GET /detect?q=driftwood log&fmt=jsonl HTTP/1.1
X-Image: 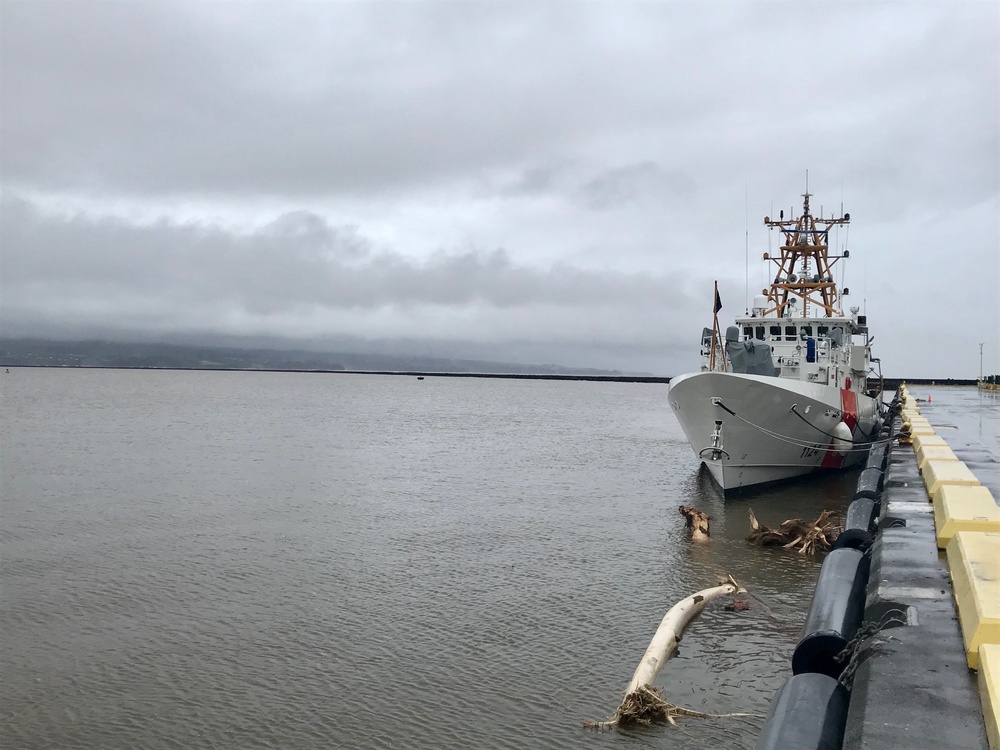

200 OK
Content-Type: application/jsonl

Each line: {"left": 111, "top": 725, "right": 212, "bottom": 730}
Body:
{"left": 745, "top": 508, "right": 841, "bottom": 555}
{"left": 679, "top": 505, "right": 711, "bottom": 541}
{"left": 586, "top": 575, "right": 751, "bottom": 729}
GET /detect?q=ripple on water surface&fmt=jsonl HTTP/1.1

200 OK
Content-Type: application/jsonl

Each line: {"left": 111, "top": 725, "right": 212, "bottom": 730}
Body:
{"left": 1, "top": 370, "right": 853, "bottom": 749}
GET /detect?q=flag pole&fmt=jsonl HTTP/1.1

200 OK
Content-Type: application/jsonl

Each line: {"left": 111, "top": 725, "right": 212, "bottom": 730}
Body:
{"left": 710, "top": 281, "right": 718, "bottom": 371}
{"left": 709, "top": 281, "right": 725, "bottom": 372}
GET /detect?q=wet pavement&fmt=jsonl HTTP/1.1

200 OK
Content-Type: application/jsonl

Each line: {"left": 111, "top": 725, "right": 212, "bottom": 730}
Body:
{"left": 843, "top": 385, "right": 996, "bottom": 750}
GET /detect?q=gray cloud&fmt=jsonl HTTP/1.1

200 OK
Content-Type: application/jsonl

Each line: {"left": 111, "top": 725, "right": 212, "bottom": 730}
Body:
{"left": 580, "top": 162, "right": 696, "bottom": 211}
{"left": 1, "top": 0, "right": 997, "bottom": 376}
{"left": 1, "top": 196, "right": 705, "bottom": 356}
{"left": 5, "top": 2, "right": 994, "bottom": 204}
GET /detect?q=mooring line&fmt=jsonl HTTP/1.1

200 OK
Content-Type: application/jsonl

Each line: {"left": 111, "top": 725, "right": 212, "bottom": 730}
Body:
{"left": 713, "top": 399, "right": 890, "bottom": 455}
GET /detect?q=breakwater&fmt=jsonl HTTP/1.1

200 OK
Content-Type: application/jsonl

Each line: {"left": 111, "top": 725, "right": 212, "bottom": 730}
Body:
{"left": 4, "top": 364, "right": 984, "bottom": 389}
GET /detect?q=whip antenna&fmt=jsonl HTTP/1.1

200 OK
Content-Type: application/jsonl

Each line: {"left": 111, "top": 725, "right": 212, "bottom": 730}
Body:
{"left": 745, "top": 179, "right": 749, "bottom": 314}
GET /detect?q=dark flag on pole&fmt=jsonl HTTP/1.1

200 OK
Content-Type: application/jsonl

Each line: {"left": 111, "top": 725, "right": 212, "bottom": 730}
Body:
{"left": 709, "top": 281, "right": 724, "bottom": 371}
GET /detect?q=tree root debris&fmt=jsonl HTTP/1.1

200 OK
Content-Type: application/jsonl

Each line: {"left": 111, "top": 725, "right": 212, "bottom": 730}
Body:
{"left": 745, "top": 508, "right": 841, "bottom": 554}
{"left": 584, "top": 685, "right": 752, "bottom": 729}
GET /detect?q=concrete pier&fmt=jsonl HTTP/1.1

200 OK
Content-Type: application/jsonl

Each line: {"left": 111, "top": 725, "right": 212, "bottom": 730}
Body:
{"left": 844, "top": 386, "right": 999, "bottom": 750}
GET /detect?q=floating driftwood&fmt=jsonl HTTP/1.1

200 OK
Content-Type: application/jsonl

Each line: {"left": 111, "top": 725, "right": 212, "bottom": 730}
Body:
{"left": 678, "top": 505, "right": 711, "bottom": 541}
{"left": 586, "top": 575, "right": 752, "bottom": 729}
{"left": 587, "top": 684, "right": 732, "bottom": 728}
{"left": 745, "top": 508, "right": 841, "bottom": 555}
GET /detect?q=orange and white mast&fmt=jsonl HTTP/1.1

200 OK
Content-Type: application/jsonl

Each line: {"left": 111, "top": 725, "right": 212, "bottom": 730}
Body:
{"left": 760, "top": 193, "right": 850, "bottom": 319}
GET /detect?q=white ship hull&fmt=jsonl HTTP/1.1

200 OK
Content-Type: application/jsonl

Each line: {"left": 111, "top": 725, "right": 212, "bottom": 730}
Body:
{"left": 668, "top": 371, "right": 881, "bottom": 491}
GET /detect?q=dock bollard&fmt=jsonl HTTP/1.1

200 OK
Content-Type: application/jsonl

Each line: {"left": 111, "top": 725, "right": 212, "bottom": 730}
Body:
{"left": 792, "top": 547, "right": 870, "bottom": 678}
{"left": 832, "top": 497, "right": 878, "bottom": 551}
{"left": 754, "top": 673, "right": 849, "bottom": 750}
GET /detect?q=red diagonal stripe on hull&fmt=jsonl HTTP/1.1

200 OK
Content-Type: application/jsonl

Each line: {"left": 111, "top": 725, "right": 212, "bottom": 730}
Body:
{"left": 841, "top": 389, "right": 858, "bottom": 431}
{"left": 821, "top": 389, "right": 859, "bottom": 469}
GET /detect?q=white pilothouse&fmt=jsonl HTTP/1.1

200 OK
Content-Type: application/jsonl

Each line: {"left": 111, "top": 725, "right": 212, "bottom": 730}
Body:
{"left": 669, "top": 192, "right": 884, "bottom": 492}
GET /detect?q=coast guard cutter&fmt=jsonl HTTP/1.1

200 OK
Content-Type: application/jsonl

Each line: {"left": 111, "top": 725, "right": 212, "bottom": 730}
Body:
{"left": 669, "top": 192, "right": 885, "bottom": 491}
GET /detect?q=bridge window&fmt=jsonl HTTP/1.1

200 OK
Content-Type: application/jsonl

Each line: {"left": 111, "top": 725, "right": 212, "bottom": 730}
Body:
{"left": 770, "top": 325, "right": 781, "bottom": 337}
{"left": 743, "top": 326, "right": 752, "bottom": 338}
{"left": 755, "top": 326, "right": 765, "bottom": 340}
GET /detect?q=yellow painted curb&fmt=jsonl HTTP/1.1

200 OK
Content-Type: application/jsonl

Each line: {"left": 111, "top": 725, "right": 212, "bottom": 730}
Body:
{"left": 918, "top": 444, "right": 959, "bottom": 469}
{"left": 934, "top": 485, "right": 1000, "bottom": 549}
{"left": 924, "top": 459, "right": 981, "bottom": 496}
{"left": 980, "top": 644, "right": 1000, "bottom": 750}
{"left": 913, "top": 433, "right": 949, "bottom": 452}
{"left": 946, "top": 531, "right": 1000, "bottom": 669}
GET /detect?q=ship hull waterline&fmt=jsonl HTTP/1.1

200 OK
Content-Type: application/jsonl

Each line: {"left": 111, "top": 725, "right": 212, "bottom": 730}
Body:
{"left": 668, "top": 371, "right": 881, "bottom": 492}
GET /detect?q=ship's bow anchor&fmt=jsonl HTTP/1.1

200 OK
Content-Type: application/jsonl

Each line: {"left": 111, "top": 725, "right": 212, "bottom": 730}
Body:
{"left": 698, "top": 420, "right": 730, "bottom": 461}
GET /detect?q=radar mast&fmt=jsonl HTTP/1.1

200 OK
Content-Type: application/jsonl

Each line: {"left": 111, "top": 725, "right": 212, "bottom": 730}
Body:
{"left": 761, "top": 193, "right": 850, "bottom": 318}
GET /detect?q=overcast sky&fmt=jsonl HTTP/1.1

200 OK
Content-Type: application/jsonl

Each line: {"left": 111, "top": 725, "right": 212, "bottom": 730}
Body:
{"left": 2, "top": 1, "right": 997, "bottom": 376}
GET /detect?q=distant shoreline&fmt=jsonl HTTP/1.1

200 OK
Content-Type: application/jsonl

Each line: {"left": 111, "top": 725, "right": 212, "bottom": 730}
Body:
{"left": 2, "top": 365, "right": 980, "bottom": 388}
{"left": 0, "top": 338, "right": 637, "bottom": 379}
{"left": 3, "top": 364, "right": 668, "bottom": 384}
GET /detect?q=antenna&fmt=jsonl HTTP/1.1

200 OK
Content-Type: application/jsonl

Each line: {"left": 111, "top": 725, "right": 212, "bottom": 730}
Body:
{"left": 863, "top": 244, "right": 867, "bottom": 316}
{"left": 745, "top": 179, "right": 749, "bottom": 314}
{"left": 767, "top": 199, "right": 772, "bottom": 293}
{"left": 841, "top": 221, "right": 850, "bottom": 306}
{"left": 839, "top": 185, "right": 845, "bottom": 305}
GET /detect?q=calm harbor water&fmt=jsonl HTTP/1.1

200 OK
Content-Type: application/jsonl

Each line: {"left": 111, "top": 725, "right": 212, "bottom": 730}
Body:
{"left": 3, "top": 368, "right": 886, "bottom": 749}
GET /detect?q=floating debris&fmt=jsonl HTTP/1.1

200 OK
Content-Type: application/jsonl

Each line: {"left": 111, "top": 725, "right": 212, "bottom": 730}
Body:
{"left": 586, "top": 575, "right": 753, "bottom": 729}
{"left": 725, "top": 597, "right": 751, "bottom": 612}
{"left": 679, "top": 505, "right": 711, "bottom": 541}
{"left": 585, "top": 684, "right": 735, "bottom": 728}
{"left": 746, "top": 508, "right": 841, "bottom": 555}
